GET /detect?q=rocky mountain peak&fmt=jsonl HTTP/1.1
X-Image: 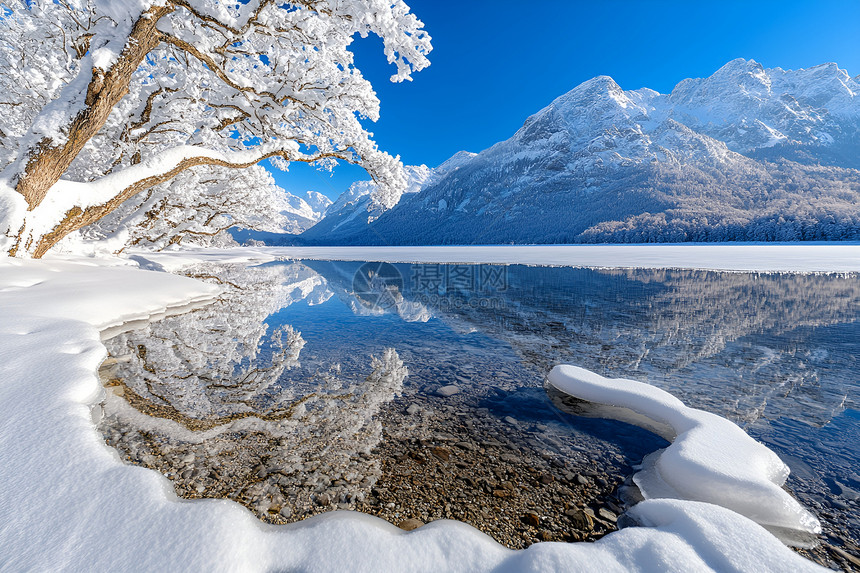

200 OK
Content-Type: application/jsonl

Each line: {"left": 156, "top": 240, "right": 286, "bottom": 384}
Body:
{"left": 299, "top": 59, "right": 860, "bottom": 247}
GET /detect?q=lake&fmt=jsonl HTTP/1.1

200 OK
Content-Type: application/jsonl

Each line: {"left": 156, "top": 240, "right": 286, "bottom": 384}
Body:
{"left": 96, "top": 259, "right": 860, "bottom": 561}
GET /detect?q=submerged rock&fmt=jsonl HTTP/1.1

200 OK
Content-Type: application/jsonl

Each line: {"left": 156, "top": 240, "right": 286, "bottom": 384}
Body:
{"left": 435, "top": 385, "right": 460, "bottom": 397}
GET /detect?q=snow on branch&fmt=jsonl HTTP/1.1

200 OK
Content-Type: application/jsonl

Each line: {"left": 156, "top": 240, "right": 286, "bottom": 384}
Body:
{"left": 0, "top": 0, "right": 431, "bottom": 257}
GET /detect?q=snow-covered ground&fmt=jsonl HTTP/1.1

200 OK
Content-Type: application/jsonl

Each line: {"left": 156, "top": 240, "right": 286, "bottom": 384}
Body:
{"left": 136, "top": 243, "right": 860, "bottom": 273}
{"left": 0, "top": 252, "right": 831, "bottom": 571}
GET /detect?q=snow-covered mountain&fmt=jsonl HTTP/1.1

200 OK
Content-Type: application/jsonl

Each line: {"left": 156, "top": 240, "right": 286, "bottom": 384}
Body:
{"left": 303, "top": 191, "right": 334, "bottom": 219}
{"left": 279, "top": 190, "right": 333, "bottom": 234}
{"left": 281, "top": 191, "right": 331, "bottom": 234}
{"left": 229, "top": 188, "right": 333, "bottom": 246}
{"left": 302, "top": 59, "right": 860, "bottom": 245}
{"left": 299, "top": 164, "right": 434, "bottom": 242}
{"left": 299, "top": 155, "right": 477, "bottom": 242}
{"left": 667, "top": 59, "right": 860, "bottom": 164}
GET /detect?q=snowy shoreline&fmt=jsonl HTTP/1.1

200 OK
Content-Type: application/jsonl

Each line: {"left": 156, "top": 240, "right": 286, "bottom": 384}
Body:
{"left": 0, "top": 254, "right": 827, "bottom": 571}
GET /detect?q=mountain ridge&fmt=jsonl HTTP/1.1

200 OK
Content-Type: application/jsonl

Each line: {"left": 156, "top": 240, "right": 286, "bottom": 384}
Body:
{"left": 299, "top": 59, "right": 860, "bottom": 245}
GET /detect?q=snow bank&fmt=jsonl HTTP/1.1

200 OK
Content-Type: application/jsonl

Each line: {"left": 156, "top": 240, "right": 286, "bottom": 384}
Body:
{"left": 1, "top": 257, "right": 221, "bottom": 330}
{"left": 125, "top": 247, "right": 280, "bottom": 273}
{"left": 547, "top": 365, "right": 821, "bottom": 541}
{"left": 0, "top": 256, "right": 825, "bottom": 571}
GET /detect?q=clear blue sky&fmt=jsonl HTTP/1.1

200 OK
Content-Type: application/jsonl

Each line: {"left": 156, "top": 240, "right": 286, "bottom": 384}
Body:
{"left": 268, "top": 0, "right": 860, "bottom": 200}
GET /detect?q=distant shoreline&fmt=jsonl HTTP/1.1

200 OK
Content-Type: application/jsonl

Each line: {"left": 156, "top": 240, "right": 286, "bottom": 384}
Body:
{"left": 137, "top": 243, "right": 860, "bottom": 274}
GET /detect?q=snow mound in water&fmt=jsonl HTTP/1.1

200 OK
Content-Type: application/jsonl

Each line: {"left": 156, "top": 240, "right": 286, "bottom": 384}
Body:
{"left": 547, "top": 365, "right": 821, "bottom": 541}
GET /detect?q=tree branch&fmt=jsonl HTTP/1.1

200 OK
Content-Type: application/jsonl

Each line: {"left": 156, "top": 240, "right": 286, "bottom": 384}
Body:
{"left": 159, "top": 31, "right": 300, "bottom": 108}
{"left": 11, "top": 3, "right": 175, "bottom": 211}
{"left": 32, "top": 145, "right": 350, "bottom": 257}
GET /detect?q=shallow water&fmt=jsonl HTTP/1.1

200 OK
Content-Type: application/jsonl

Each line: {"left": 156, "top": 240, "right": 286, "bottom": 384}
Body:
{"left": 98, "top": 259, "right": 860, "bottom": 558}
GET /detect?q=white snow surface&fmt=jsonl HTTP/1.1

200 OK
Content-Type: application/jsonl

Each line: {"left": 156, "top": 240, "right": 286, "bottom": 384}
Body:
{"left": 547, "top": 366, "right": 821, "bottom": 536}
{"left": 147, "top": 243, "right": 860, "bottom": 272}
{"left": 0, "top": 254, "right": 827, "bottom": 571}
{"left": 303, "top": 190, "right": 334, "bottom": 218}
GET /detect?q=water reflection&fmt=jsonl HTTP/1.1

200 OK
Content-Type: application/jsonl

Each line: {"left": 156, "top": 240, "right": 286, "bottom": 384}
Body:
{"left": 305, "top": 261, "right": 858, "bottom": 427}
{"left": 99, "top": 259, "right": 860, "bottom": 549}
{"left": 297, "top": 260, "right": 860, "bottom": 550}
{"left": 99, "top": 262, "right": 406, "bottom": 520}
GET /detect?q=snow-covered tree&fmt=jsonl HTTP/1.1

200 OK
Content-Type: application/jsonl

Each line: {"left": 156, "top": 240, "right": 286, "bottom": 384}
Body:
{"left": 0, "top": 0, "right": 431, "bottom": 257}
{"left": 71, "top": 164, "right": 297, "bottom": 253}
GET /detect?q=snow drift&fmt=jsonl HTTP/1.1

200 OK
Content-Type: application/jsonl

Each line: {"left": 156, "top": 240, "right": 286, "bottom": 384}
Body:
{"left": 547, "top": 365, "right": 821, "bottom": 543}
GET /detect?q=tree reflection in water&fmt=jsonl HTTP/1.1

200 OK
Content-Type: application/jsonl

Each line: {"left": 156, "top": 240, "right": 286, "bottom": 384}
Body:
{"left": 99, "top": 262, "right": 406, "bottom": 522}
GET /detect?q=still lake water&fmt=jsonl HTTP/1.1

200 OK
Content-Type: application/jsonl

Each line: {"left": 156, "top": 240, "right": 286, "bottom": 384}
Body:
{"left": 98, "top": 259, "right": 860, "bottom": 552}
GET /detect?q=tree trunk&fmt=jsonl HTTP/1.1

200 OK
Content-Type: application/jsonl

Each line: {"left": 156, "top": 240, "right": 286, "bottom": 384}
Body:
{"left": 13, "top": 4, "right": 174, "bottom": 212}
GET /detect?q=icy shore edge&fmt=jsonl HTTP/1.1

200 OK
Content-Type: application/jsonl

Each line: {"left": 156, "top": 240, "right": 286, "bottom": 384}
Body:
{"left": 0, "top": 255, "right": 825, "bottom": 571}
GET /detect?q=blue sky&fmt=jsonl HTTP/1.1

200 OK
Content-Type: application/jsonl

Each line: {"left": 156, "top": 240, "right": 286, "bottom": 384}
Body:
{"left": 269, "top": 0, "right": 860, "bottom": 201}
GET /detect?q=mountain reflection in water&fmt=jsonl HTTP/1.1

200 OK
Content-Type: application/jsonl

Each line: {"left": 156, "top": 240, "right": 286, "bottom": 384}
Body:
{"left": 98, "top": 260, "right": 859, "bottom": 549}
